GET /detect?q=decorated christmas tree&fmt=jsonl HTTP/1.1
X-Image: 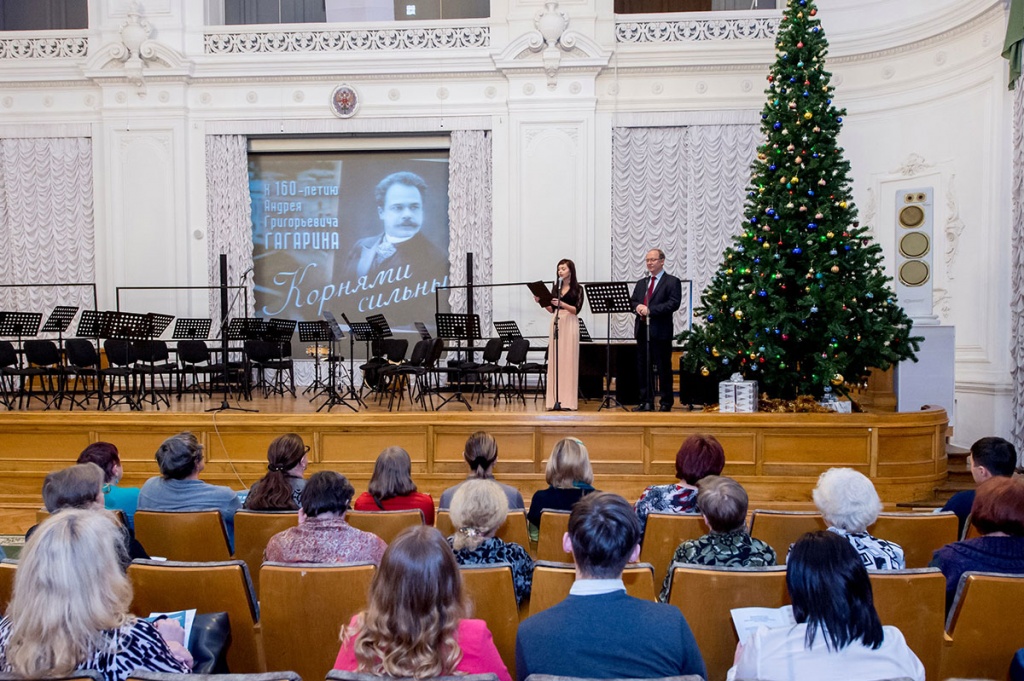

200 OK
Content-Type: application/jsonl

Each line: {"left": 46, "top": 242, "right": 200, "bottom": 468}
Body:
{"left": 680, "top": 0, "right": 919, "bottom": 401}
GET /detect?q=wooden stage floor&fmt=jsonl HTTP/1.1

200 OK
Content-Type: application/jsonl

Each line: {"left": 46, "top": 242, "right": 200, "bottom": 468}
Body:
{"left": 0, "top": 390, "right": 950, "bottom": 534}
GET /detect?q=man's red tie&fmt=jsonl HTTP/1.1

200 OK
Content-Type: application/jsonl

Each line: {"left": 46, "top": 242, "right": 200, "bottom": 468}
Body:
{"left": 644, "top": 275, "right": 656, "bottom": 306}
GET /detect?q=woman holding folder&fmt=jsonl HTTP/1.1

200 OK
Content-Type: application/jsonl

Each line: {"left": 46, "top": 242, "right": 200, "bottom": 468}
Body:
{"left": 534, "top": 259, "right": 584, "bottom": 411}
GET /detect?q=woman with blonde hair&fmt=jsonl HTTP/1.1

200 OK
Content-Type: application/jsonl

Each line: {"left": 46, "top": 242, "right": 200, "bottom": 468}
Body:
{"left": 448, "top": 479, "right": 534, "bottom": 604}
{"left": 0, "top": 510, "right": 192, "bottom": 681}
{"left": 244, "top": 433, "right": 309, "bottom": 510}
{"left": 526, "top": 438, "right": 597, "bottom": 540}
{"left": 334, "top": 525, "right": 511, "bottom": 681}
{"left": 439, "top": 431, "right": 525, "bottom": 510}
{"left": 353, "top": 446, "right": 435, "bottom": 525}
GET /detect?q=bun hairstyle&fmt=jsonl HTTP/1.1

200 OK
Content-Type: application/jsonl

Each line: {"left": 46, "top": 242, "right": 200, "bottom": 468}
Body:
{"left": 463, "top": 431, "right": 498, "bottom": 479}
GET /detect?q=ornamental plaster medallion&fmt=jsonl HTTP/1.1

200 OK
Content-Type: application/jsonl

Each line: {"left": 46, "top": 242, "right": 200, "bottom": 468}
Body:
{"left": 696, "top": 81, "right": 708, "bottom": 94}
{"left": 484, "top": 86, "right": 497, "bottom": 99}
{"left": 293, "top": 90, "right": 305, "bottom": 102}
{"left": 569, "top": 81, "right": 582, "bottom": 94}
{"left": 1, "top": 97, "right": 12, "bottom": 108}
{"left": 330, "top": 84, "right": 359, "bottom": 118}
{"left": 158, "top": 91, "right": 169, "bottom": 103}
{"left": 246, "top": 91, "right": 258, "bottom": 103}
{"left": 199, "top": 92, "right": 212, "bottom": 104}
{"left": 437, "top": 87, "right": 449, "bottom": 100}
{"left": 388, "top": 89, "right": 400, "bottom": 101}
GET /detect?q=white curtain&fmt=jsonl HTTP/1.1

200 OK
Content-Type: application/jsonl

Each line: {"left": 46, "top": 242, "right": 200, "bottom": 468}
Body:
{"left": 447, "top": 129, "right": 493, "bottom": 335}
{"left": 1010, "top": 83, "right": 1024, "bottom": 456}
{"left": 0, "top": 137, "right": 94, "bottom": 314}
{"left": 610, "top": 124, "right": 761, "bottom": 338}
{"left": 205, "top": 135, "right": 254, "bottom": 323}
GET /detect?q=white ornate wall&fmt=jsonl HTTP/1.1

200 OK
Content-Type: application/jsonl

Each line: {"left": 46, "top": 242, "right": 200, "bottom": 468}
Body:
{"left": 0, "top": 0, "right": 1013, "bottom": 446}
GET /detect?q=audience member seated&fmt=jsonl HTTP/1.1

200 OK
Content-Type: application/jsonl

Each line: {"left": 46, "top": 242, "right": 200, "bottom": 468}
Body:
{"left": 439, "top": 431, "right": 525, "bottom": 510}
{"left": 447, "top": 479, "right": 534, "bottom": 605}
{"left": 941, "top": 436, "right": 1017, "bottom": 537}
{"left": 26, "top": 463, "right": 148, "bottom": 567}
{"left": 634, "top": 433, "right": 725, "bottom": 534}
{"left": 0, "top": 510, "right": 193, "bottom": 681}
{"left": 353, "top": 446, "right": 435, "bottom": 525}
{"left": 930, "top": 476, "right": 1024, "bottom": 612}
{"left": 813, "top": 467, "right": 905, "bottom": 569}
{"left": 335, "top": 525, "right": 511, "bottom": 681}
{"left": 77, "top": 441, "right": 140, "bottom": 531}
{"left": 244, "top": 433, "right": 309, "bottom": 511}
{"left": 727, "top": 530, "right": 924, "bottom": 681}
{"left": 658, "top": 475, "right": 775, "bottom": 601}
{"left": 264, "top": 471, "right": 387, "bottom": 565}
{"left": 527, "top": 438, "right": 597, "bottom": 541}
{"left": 137, "top": 431, "right": 242, "bottom": 550}
{"left": 516, "top": 492, "right": 706, "bottom": 681}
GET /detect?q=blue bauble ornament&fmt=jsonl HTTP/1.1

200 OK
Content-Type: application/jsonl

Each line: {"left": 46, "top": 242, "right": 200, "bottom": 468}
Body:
{"left": 808, "top": 222, "right": 817, "bottom": 229}
{"left": 793, "top": 247, "right": 802, "bottom": 254}
{"left": 774, "top": 122, "right": 781, "bottom": 130}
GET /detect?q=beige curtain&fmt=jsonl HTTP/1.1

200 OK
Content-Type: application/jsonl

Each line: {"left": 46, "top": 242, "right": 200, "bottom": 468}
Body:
{"left": 205, "top": 134, "right": 254, "bottom": 322}
{"left": 447, "top": 129, "right": 493, "bottom": 334}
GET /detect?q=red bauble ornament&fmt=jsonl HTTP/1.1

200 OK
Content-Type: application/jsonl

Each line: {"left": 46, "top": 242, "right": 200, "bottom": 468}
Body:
{"left": 797, "top": 42, "right": 804, "bottom": 48}
{"left": 810, "top": 8, "right": 817, "bottom": 15}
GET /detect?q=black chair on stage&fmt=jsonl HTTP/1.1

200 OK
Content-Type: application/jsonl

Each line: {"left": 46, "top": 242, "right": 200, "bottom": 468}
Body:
{"left": 380, "top": 338, "right": 432, "bottom": 412}
{"left": 464, "top": 338, "right": 505, "bottom": 403}
{"left": 497, "top": 337, "right": 531, "bottom": 405}
{"left": 244, "top": 339, "right": 295, "bottom": 398}
{"left": 132, "top": 340, "right": 177, "bottom": 408}
{"left": 64, "top": 338, "right": 104, "bottom": 410}
{"left": 21, "top": 339, "right": 65, "bottom": 410}
{"left": 102, "top": 339, "right": 140, "bottom": 410}
{"left": 0, "top": 341, "right": 20, "bottom": 410}
{"left": 519, "top": 346, "right": 548, "bottom": 401}
{"left": 360, "top": 338, "right": 408, "bottom": 403}
{"left": 176, "top": 339, "right": 227, "bottom": 401}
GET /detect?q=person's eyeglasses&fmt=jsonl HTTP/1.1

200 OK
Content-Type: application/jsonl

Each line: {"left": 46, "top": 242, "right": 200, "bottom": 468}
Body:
{"left": 645, "top": 258, "right": 661, "bottom": 262}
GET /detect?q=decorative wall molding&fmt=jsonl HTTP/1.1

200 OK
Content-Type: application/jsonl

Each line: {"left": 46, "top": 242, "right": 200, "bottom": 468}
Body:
{"left": 893, "top": 152, "right": 935, "bottom": 177}
{"left": 203, "top": 25, "right": 489, "bottom": 54}
{"left": 944, "top": 174, "right": 965, "bottom": 279}
{"left": 494, "top": 3, "right": 609, "bottom": 87}
{"left": 0, "top": 34, "right": 88, "bottom": 60}
{"left": 615, "top": 16, "right": 779, "bottom": 43}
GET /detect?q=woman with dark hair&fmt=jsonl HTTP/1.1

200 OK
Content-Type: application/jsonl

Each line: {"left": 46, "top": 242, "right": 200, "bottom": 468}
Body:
{"left": 438, "top": 431, "right": 524, "bottom": 510}
{"left": 353, "top": 447, "right": 435, "bottom": 525}
{"left": 930, "top": 476, "right": 1024, "bottom": 612}
{"left": 334, "top": 525, "right": 511, "bottom": 681}
{"left": 534, "top": 258, "right": 584, "bottom": 411}
{"left": 634, "top": 433, "right": 725, "bottom": 534}
{"left": 728, "top": 531, "right": 924, "bottom": 680}
{"left": 244, "top": 433, "right": 309, "bottom": 511}
{"left": 77, "top": 442, "right": 140, "bottom": 529}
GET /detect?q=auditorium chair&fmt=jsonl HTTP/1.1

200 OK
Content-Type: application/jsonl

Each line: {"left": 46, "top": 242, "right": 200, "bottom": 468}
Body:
{"left": 129, "top": 672, "right": 300, "bottom": 681}
{"left": 127, "top": 559, "right": 263, "bottom": 673}
{"left": 346, "top": 508, "right": 424, "bottom": 544}
{"left": 535, "top": 510, "right": 572, "bottom": 562}
{"left": 665, "top": 564, "right": 790, "bottom": 681}
{"left": 463, "top": 338, "right": 505, "bottom": 404}
{"left": 460, "top": 563, "right": 520, "bottom": 676}
{"left": 378, "top": 337, "right": 432, "bottom": 411}
{"left": 132, "top": 339, "right": 177, "bottom": 409}
{"left": 638, "top": 513, "right": 708, "bottom": 587}
{"left": 232, "top": 510, "right": 298, "bottom": 595}
{"left": 747, "top": 510, "right": 827, "bottom": 561}
{"left": 0, "top": 341, "right": 19, "bottom": 410}
{"left": 868, "top": 567, "right": 945, "bottom": 680}
{"left": 528, "top": 561, "right": 657, "bottom": 618}
{"left": 0, "top": 559, "right": 16, "bottom": 614}
{"left": 867, "top": 511, "right": 958, "bottom": 568}
{"left": 244, "top": 339, "right": 295, "bottom": 399}
{"left": 64, "top": 338, "right": 104, "bottom": 410}
{"left": 102, "top": 339, "right": 141, "bottom": 410}
{"left": 497, "top": 338, "right": 532, "bottom": 405}
{"left": 176, "top": 339, "right": 227, "bottom": 401}
{"left": 435, "top": 510, "right": 531, "bottom": 552}
{"left": 329, "top": 672, "right": 498, "bottom": 681}
{"left": 20, "top": 339, "right": 65, "bottom": 409}
{"left": 940, "top": 571, "right": 1024, "bottom": 680}
{"left": 259, "top": 561, "right": 375, "bottom": 681}
{"left": 134, "top": 510, "right": 232, "bottom": 562}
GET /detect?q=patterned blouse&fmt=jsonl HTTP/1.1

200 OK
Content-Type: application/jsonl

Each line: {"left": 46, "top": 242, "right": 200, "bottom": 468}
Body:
{"left": 658, "top": 529, "right": 777, "bottom": 602}
{"left": 829, "top": 526, "right": 905, "bottom": 570}
{"left": 633, "top": 483, "right": 699, "bottom": 534}
{"left": 0, "top": 617, "right": 190, "bottom": 681}
{"left": 264, "top": 515, "right": 387, "bottom": 565}
{"left": 447, "top": 536, "right": 534, "bottom": 605}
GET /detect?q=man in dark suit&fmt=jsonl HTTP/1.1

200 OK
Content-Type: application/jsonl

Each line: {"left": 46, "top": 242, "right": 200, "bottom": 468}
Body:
{"left": 629, "top": 249, "right": 682, "bottom": 412}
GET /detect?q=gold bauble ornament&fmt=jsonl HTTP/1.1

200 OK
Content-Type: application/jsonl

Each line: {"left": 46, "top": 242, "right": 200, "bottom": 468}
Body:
{"left": 803, "top": 112, "right": 813, "bottom": 120}
{"left": 712, "top": 347, "right": 720, "bottom": 357}
{"left": 839, "top": 201, "right": 847, "bottom": 208}
{"left": 734, "top": 310, "right": 743, "bottom": 319}
{"left": 831, "top": 265, "right": 840, "bottom": 273}
{"left": 827, "top": 231, "right": 834, "bottom": 238}
{"left": 721, "top": 294, "right": 728, "bottom": 301}
{"left": 701, "top": 367, "right": 710, "bottom": 377}
{"left": 794, "top": 156, "right": 802, "bottom": 164}
{"left": 791, "top": 176, "right": 799, "bottom": 183}
{"left": 763, "top": 242, "right": 770, "bottom": 249}
{"left": 831, "top": 374, "right": 844, "bottom": 385}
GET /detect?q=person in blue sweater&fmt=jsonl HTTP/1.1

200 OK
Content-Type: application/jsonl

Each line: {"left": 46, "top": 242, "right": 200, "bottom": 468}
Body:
{"left": 941, "top": 437, "right": 1017, "bottom": 538}
{"left": 515, "top": 492, "right": 706, "bottom": 681}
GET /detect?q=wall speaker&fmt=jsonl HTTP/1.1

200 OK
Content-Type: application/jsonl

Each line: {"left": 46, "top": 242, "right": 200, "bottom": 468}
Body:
{"left": 894, "top": 187, "right": 934, "bottom": 321}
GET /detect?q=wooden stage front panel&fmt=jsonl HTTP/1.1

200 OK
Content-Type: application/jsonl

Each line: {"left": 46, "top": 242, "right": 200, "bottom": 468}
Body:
{"left": 0, "top": 407, "right": 948, "bottom": 534}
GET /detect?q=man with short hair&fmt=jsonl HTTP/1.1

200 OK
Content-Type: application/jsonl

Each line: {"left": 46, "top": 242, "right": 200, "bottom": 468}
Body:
{"left": 630, "top": 249, "right": 682, "bottom": 412}
{"left": 264, "top": 471, "right": 387, "bottom": 564}
{"left": 515, "top": 492, "right": 706, "bottom": 681}
{"left": 942, "top": 436, "right": 1019, "bottom": 537}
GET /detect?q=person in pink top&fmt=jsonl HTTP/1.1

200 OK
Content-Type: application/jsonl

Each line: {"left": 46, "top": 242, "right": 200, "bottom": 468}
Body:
{"left": 335, "top": 525, "right": 511, "bottom": 681}
{"left": 353, "top": 446, "right": 435, "bottom": 525}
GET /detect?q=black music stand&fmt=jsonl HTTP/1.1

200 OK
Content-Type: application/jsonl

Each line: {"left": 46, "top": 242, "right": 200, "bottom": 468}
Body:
{"left": 42, "top": 306, "right": 79, "bottom": 400}
{"left": 493, "top": 320, "right": 523, "bottom": 349}
{"left": 316, "top": 312, "right": 357, "bottom": 412}
{"left": 213, "top": 317, "right": 265, "bottom": 412}
{"left": 104, "top": 311, "right": 152, "bottom": 410}
{"left": 77, "top": 310, "right": 107, "bottom": 339}
{"left": 172, "top": 318, "right": 212, "bottom": 340}
{"left": 584, "top": 282, "right": 633, "bottom": 412}
{"left": 340, "top": 313, "right": 370, "bottom": 409}
{"left": 299, "top": 320, "right": 332, "bottom": 397}
{"left": 414, "top": 321, "right": 432, "bottom": 340}
{"left": 578, "top": 318, "right": 594, "bottom": 343}
{"left": 434, "top": 312, "right": 481, "bottom": 411}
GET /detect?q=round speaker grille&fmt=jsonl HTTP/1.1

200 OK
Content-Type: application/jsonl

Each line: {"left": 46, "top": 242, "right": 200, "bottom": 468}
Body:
{"left": 899, "top": 232, "right": 930, "bottom": 258}
{"left": 899, "top": 205, "right": 925, "bottom": 229}
{"left": 899, "top": 260, "right": 930, "bottom": 287}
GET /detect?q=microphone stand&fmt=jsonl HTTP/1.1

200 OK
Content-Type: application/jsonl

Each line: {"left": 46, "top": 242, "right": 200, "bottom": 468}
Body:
{"left": 645, "top": 312, "right": 655, "bottom": 410}
{"left": 551, "top": 278, "right": 565, "bottom": 411}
